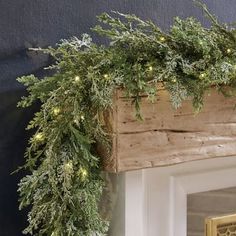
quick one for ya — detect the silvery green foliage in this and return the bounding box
[17,2,236,235]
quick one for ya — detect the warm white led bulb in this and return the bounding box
[35,132,44,141]
[149,66,153,71]
[160,36,165,42]
[74,76,80,82]
[104,74,109,79]
[227,48,232,54]
[200,73,206,79]
[53,107,61,116]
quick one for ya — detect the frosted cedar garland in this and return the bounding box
[17,2,236,235]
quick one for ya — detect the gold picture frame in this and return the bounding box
[205,213,236,236]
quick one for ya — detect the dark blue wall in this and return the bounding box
[1,0,236,235]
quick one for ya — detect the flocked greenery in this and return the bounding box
[17,2,236,235]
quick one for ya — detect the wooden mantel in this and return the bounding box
[103,88,236,172]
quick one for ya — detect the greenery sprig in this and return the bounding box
[17,2,236,235]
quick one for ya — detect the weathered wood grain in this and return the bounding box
[104,88,236,172]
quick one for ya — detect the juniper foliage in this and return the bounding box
[17,2,236,235]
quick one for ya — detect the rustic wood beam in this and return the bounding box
[103,88,236,172]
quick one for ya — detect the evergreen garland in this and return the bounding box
[17,2,236,235]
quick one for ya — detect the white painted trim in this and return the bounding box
[171,176,186,236]
[125,170,146,236]
[124,156,236,236]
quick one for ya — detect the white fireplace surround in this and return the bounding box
[121,156,236,236]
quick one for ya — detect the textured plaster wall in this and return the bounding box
[1,1,236,235]
[2,0,236,92]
